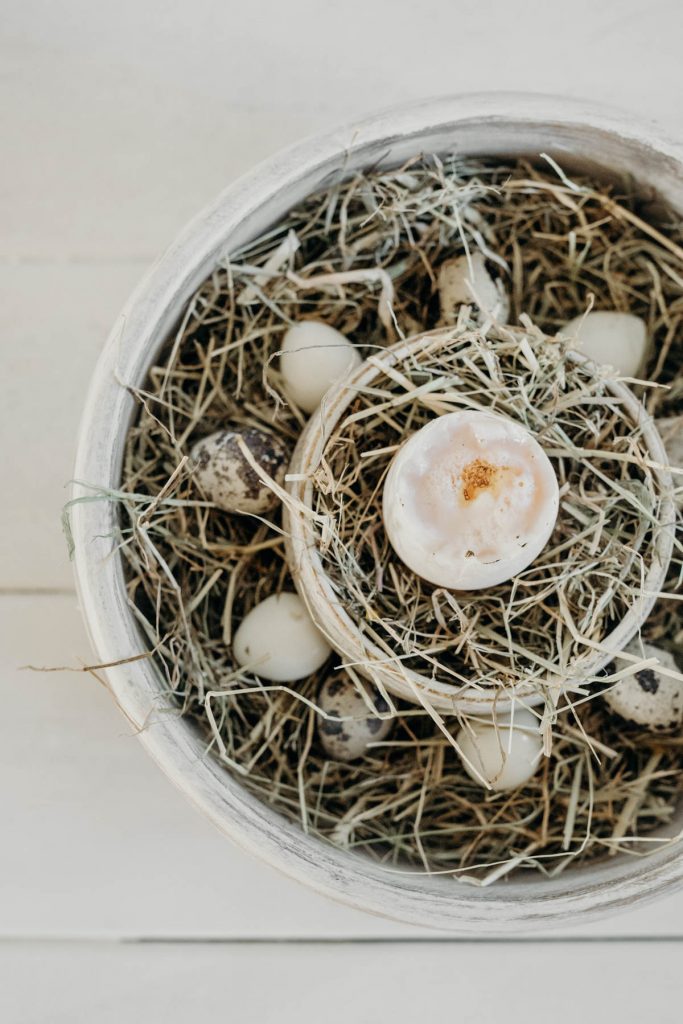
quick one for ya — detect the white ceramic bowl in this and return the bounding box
[72,93,683,932]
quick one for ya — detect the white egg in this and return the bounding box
[561,311,650,378]
[233,592,331,682]
[656,417,683,508]
[317,674,393,761]
[382,409,559,590]
[603,640,683,729]
[190,427,288,514]
[280,320,362,413]
[456,707,543,792]
[438,252,509,324]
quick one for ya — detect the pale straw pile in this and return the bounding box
[98,156,683,883]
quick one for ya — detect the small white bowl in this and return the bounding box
[72,94,683,932]
[284,327,674,712]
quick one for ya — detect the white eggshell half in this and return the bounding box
[604,640,683,728]
[456,707,543,792]
[656,417,683,508]
[561,311,650,378]
[190,427,288,514]
[382,409,559,590]
[317,675,393,762]
[280,320,362,413]
[438,252,509,324]
[233,592,331,682]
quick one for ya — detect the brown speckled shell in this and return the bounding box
[318,673,393,762]
[604,641,683,729]
[190,427,288,514]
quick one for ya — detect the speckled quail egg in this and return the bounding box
[656,416,683,507]
[603,640,683,729]
[317,674,393,762]
[437,252,509,324]
[561,310,651,378]
[280,320,362,413]
[456,706,543,792]
[190,427,288,514]
[233,592,331,682]
[382,409,559,590]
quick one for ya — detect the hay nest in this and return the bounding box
[299,323,672,706]
[102,156,683,884]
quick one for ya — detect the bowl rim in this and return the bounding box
[284,326,675,712]
[71,91,683,932]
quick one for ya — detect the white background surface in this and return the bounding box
[3,1,683,1020]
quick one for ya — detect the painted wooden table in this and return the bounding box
[2,1,683,1020]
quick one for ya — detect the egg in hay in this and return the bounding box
[233,593,331,682]
[437,251,509,324]
[456,707,543,792]
[603,640,683,729]
[561,310,650,378]
[317,674,393,762]
[280,320,362,413]
[190,427,288,514]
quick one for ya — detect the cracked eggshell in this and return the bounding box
[233,592,331,682]
[382,409,559,590]
[456,707,543,792]
[604,640,683,729]
[437,252,509,324]
[190,427,288,514]
[561,311,651,378]
[318,674,393,762]
[280,320,362,413]
[656,417,683,508]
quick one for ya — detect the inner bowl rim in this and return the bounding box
[284,327,675,712]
